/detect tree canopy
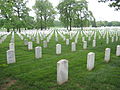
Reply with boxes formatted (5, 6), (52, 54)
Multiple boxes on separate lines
(33, 0), (56, 30)
(57, 0), (95, 30)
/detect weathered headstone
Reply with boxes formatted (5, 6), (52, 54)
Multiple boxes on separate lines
(71, 42), (76, 51)
(66, 39), (69, 45)
(83, 41), (87, 49)
(87, 52), (95, 71)
(92, 40), (96, 47)
(82, 37), (85, 42)
(111, 37), (114, 42)
(57, 59), (68, 85)
(7, 49), (16, 64)
(104, 48), (111, 62)
(24, 39), (28, 45)
(35, 46), (42, 59)
(56, 44), (61, 55)
(116, 45), (120, 56)
(106, 37), (109, 44)
(9, 43), (15, 50)
(43, 41), (47, 48)
(28, 42), (33, 50)
(88, 36), (91, 41)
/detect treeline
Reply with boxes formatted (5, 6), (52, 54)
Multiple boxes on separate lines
(0, 0), (95, 32)
(96, 21), (120, 27)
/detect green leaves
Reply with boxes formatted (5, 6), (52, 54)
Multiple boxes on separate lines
(33, 0), (56, 30)
(57, 0), (95, 30)
(0, 0), (33, 31)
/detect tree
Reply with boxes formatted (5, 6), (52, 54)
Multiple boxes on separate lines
(0, 0), (14, 32)
(98, 0), (120, 10)
(33, 0), (56, 30)
(57, 0), (76, 30)
(12, 0), (30, 32)
(0, 0), (32, 32)
(57, 0), (95, 30)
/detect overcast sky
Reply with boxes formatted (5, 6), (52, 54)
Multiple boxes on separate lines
(27, 0), (120, 21)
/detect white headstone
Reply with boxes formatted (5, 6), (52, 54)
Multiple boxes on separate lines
(111, 37), (114, 42)
(24, 39), (28, 45)
(57, 59), (68, 85)
(66, 39), (69, 45)
(7, 49), (16, 64)
(43, 41), (47, 48)
(28, 42), (33, 50)
(83, 41), (87, 49)
(92, 40), (96, 47)
(36, 35), (40, 44)
(116, 45), (120, 56)
(32, 37), (35, 41)
(106, 38), (109, 44)
(35, 46), (42, 59)
(104, 48), (111, 62)
(88, 36), (91, 41)
(87, 52), (95, 71)
(71, 42), (76, 51)
(9, 43), (15, 50)
(56, 44), (61, 55)
(82, 37), (85, 42)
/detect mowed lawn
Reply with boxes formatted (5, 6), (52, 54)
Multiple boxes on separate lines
(0, 32), (120, 90)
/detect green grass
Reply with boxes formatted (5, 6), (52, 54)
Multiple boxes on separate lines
(0, 32), (120, 90)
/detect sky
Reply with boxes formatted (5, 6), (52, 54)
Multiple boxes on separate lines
(26, 0), (120, 21)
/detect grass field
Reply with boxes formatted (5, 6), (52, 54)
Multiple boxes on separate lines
(0, 31), (120, 90)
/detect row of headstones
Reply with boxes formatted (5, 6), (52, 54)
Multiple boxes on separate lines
(6, 45), (120, 85)
(57, 45), (120, 85)
(19, 29), (119, 48)
(54, 30), (119, 46)
(0, 32), (11, 44)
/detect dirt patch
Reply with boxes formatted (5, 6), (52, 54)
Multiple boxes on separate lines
(0, 78), (16, 90)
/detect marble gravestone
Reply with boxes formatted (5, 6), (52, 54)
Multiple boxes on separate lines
(9, 43), (15, 50)
(71, 42), (76, 51)
(43, 41), (47, 48)
(35, 46), (42, 59)
(28, 42), (33, 50)
(7, 49), (16, 64)
(57, 59), (68, 85)
(87, 52), (95, 71)
(56, 44), (61, 55)
(83, 41), (87, 49)
(111, 37), (114, 42)
(104, 48), (111, 62)
(66, 39), (69, 45)
(106, 38), (109, 44)
(116, 45), (120, 56)
(92, 40), (96, 47)
(24, 39), (28, 45)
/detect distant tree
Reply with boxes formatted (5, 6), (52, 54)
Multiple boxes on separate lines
(57, 0), (95, 30)
(57, 0), (76, 30)
(12, 0), (30, 32)
(54, 20), (63, 27)
(98, 0), (120, 10)
(96, 21), (120, 27)
(33, 0), (56, 30)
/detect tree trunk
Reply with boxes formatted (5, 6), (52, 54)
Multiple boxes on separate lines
(18, 28), (21, 32)
(80, 16), (83, 30)
(70, 18), (72, 31)
(40, 16), (43, 30)
(13, 28), (15, 32)
(7, 28), (10, 32)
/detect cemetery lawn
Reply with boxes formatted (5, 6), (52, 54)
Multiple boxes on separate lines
(0, 33), (120, 90)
